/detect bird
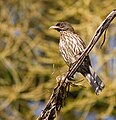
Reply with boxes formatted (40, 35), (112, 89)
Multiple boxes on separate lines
(49, 22), (105, 95)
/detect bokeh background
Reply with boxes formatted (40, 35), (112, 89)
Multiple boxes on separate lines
(0, 0), (116, 120)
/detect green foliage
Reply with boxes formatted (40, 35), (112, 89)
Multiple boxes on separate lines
(0, 0), (116, 119)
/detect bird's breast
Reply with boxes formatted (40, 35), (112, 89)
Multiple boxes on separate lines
(59, 32), (84, 65)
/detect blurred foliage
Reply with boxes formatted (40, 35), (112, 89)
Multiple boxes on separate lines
(0, 0), (116, 120)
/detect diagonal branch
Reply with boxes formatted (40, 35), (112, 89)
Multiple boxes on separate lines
(36, 9), (116, 120)
(67, 9), (116, 78)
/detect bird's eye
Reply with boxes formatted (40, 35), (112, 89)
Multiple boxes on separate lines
(60, 24), (64, 27)
(56, 23), (64, 28)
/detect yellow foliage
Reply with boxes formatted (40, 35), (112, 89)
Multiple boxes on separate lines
(0, 0), (116, 119)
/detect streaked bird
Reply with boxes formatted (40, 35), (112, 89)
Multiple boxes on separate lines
(49, 22), (105, 95)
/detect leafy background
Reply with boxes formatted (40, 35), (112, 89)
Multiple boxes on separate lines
(0, 0), (116, 120)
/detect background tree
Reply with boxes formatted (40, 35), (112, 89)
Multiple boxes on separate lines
(0, 0), (116, 120)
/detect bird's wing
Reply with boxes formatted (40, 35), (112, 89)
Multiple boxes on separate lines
(74, 34), (86, 50)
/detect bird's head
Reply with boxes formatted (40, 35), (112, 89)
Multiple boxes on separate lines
(49, 22), (75, 33)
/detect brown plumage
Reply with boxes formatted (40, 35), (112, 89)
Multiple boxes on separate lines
(49, 22), (105, 95)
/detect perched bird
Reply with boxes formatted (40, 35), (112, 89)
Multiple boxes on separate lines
(49, 22), (105, 95)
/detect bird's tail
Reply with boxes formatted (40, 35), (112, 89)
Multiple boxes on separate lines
(83, 66), (105, 95)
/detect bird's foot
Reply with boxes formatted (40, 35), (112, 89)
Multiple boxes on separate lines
(68, 76), (74, 80)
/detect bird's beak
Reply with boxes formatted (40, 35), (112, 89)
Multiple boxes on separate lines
(49, 26), (59, 29)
